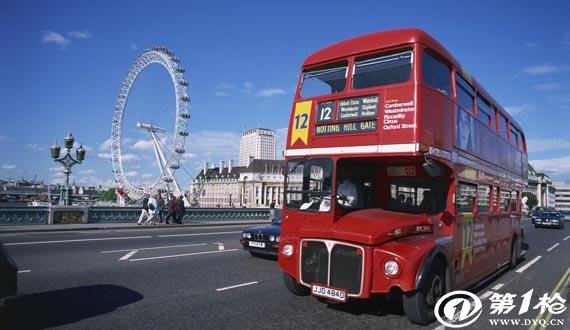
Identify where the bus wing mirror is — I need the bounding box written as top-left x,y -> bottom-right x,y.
422,157 -> 444,177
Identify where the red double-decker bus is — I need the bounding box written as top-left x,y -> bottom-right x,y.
278,28 -> 527,324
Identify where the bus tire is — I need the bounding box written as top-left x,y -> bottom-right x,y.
282,272 -> 309,296
509,236 -> 520,270
403,261 -> 445,325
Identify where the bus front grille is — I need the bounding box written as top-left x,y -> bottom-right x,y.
300,240 -> 363,295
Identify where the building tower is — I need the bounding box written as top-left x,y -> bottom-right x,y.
239,128 -> 276,166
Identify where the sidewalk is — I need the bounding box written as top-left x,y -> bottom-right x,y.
0,220 -> 269,234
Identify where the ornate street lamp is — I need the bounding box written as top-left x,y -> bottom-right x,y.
50,132 -> 86,205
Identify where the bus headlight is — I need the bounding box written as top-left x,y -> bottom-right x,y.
282,244 -> 294,257
384,260 -> 399,276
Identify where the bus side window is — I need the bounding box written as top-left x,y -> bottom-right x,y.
500,189 -> 511,212
510,191 -> 519,213
456,182 -> 476,213
477,185 -> 491,212
422,50 -> 450,95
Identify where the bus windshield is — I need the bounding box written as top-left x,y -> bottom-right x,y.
285,158 -> 333,212
300,62 -> 347,98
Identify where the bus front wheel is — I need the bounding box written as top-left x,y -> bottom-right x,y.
403,261 -> 445,325
282,272 -> 310,296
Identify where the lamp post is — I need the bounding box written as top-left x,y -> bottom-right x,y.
50,132 -> 86,206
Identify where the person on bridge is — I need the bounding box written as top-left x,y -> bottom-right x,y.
156,193 -> 165,224
137,194 -> 150,225
174,195 -> 185,224
146,194 -> 158,225
164,194 -> 175,224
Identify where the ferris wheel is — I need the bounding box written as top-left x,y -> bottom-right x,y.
111,46 -> 190,204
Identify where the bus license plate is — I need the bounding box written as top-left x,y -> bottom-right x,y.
311,285 -> 346,302
248,241 -> 265,248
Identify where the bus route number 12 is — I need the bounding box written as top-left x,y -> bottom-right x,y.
294,113 -> 308,129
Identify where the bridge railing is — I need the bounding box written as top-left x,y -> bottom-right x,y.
0,206 -> 271,226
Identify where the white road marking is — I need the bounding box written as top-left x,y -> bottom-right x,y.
547,243 -> 560,252
157,231 -> 241,238
479,291 -> 494,300
564,236 -> 570,241
515,256 -> 542,273
4,236 -> 152,246
119,250 -> 138,261
101,243 -> 207,254
129,249 -> 239,262
433,325 -> 445,330
17,270 -> 31,273
492,283 -> 504,291
213,243 -> 225,251
216,281 -> 258,292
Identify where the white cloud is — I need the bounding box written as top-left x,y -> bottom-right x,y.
42,31 -> 70,47
532,83 -> 562,92
67,30 -> 91,39
1,164 -> 16,170
26,144 -> 45,151
522,64 -> 560,76
218,82 -> 234,90
79,169 -> 97,175
214,91 -> 230,97
121,154 -> 139,162
97,153 -> 111,160
129,42 -> 139,50
527,138 -> 570,152
504,103 -> 535,115
214,82 -> 234,97
255,88 -> 286,97
142,173 -> 154,179
530,156 -> 570,182
188,130 -> 240,159
124,171 -> 138,177
524,42 -> 539,48
0,135 -> 13,143
548,93 -> 570,109
132,139 -> 154,151
243,82 -> 254,94
99,138 -> 112,151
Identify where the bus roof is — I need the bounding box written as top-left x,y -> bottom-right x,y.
302,28 -> 524,134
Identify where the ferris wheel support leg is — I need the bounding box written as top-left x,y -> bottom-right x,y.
149,131 -> 187,204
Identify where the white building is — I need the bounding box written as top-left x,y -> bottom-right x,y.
554,181 -> 570,211
239,128 -> 276,166
190,159 -> 284,208
536,173 -> 555,208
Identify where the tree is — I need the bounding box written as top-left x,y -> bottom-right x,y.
98,188 -> 117,201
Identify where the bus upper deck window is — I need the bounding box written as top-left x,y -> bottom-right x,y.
300,62 -> 348,99
353,50 -> 413,89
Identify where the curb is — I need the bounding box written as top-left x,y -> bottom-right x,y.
0,220 -> 270,234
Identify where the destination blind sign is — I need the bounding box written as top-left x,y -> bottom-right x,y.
315,120 -> 377,135
339,95 -> 379,120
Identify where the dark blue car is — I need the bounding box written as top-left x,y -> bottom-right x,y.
240,211 -> 281,257
534,210 -> 565,229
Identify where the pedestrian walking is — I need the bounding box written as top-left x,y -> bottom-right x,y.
175,195 -> 186,224
156,193 -> 165,223
137,194 -> 150,225
146,194 -> 158,225
164,194 -> 175,224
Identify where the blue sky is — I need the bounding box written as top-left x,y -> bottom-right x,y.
1,0 -> 570,189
